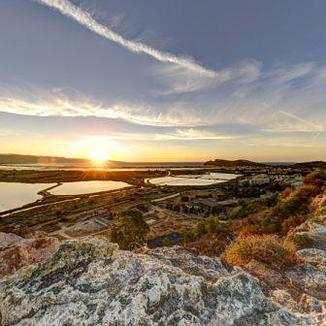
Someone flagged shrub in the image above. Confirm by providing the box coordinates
[285,233,313,249]
[309,208,326,222]
[111,210,149,250]
[136,204,149,212]
[239,223,271,235]
[162,238,173,247]
[183,235,229,256]
[264,193,279,207]
[193,217,232,239]
[181,217,233,255]
[181,196,189,202]
[281,187,294,200]
[205,216,221,234]
[281,215,306,234]
[260,184,320,234]
[222,235,298,269]
[181,228,197,243]
[303,171,323,188]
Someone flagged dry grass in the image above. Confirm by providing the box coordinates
[285,233,313,249]
[183,235,230,257]
[222,235,298,269]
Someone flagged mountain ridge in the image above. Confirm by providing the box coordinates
[204,159,269,167]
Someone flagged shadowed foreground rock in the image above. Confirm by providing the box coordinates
[0,238,325,325]
[0,232,59,278]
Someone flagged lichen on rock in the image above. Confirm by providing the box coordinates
[0,232,60,278]
[0,238,324,325]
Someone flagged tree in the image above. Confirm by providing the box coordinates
[111,209,149,250]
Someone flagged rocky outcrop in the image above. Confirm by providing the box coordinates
[0,238,325,326]
[243,217,326,325]
[297,248,326,265]
[285,219,326,301]
[271,290,325,316]
[0,232,59,278]
[0,232,25,249]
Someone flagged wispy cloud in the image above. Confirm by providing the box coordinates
[266,62,314,84]
[72,129,239,142]
[34,0,215,77]
[154,60,261,95]
[271,110,324,133]
[166,128,240,140]
[0,61,325,134]
[0,86,201,127]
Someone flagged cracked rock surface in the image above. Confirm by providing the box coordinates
[1,238,325,325]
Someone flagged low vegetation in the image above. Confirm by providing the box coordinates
[238,171,324,235]
[285,233,313,250]
[222,235,298,269]
[181,217,233,256]
[179,171,325,269]
[111,209,149,250]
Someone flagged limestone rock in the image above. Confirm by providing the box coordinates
[294,221,326,250]
[0,232,24,249]
[286,263,326,300]
[297,248,326,266]
[0,233,59,278]
[271,290,325,316]
[0,238,323,325]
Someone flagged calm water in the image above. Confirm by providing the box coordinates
[148,172,240,186]
[49,180,131,196]
[0,162,207,172]
[0,182,55,212]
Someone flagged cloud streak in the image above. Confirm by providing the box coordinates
[77,129,239,142]
[35,0,216,77]
[0,62,325,134]
[154,60,261,95]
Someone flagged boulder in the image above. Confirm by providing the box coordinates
[0,238,323,325]
[294,221,326,250]
[297,248,326,266]
[0,233,59,278]
[271,290,325,315]
[0,232,24,250]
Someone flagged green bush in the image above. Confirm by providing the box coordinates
[111,209,149,250]
[181,217,233,255]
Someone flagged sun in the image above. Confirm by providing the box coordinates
[89,149,110,165]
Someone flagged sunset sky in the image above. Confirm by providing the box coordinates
[0,0,325,162]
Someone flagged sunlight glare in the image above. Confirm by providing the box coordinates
[89,149,110,165]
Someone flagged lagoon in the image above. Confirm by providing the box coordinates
[148,172,240,186]
[49,180,131,196]
[0,182,55,212]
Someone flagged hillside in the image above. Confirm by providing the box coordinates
[0,154,88,165]
[290,161,326,169]
[0,154,129,168]
[0,154,203,168]
[204,159,268,167]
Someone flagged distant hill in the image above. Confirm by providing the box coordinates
[204,159,268,167]
[0,154,136,168]
[0,154,89,165]
[290,161,326,169]
[0,154,203,168]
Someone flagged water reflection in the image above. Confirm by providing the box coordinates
[0,182,55,212]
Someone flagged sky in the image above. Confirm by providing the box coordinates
[0,0,325,162]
